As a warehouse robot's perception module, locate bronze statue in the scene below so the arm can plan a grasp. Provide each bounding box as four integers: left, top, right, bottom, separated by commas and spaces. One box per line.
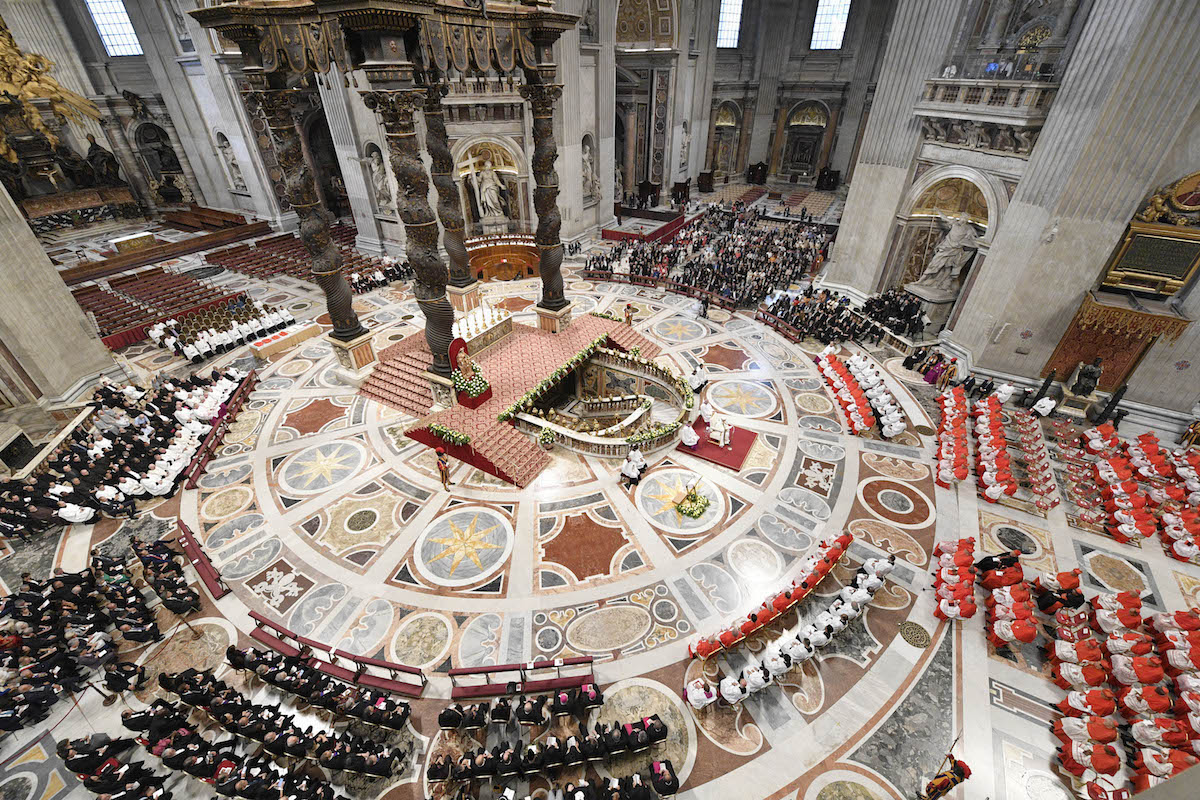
85, 134, 122, 186
1070, 357, 1104, 396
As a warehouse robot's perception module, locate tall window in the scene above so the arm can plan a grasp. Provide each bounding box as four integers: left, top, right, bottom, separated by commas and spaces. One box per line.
84, 0, 144, 56
811, 0, 852, 50
716, 0, 744, 49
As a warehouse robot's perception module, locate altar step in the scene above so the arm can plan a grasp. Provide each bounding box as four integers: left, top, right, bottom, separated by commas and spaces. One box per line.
359, 336, 434, 417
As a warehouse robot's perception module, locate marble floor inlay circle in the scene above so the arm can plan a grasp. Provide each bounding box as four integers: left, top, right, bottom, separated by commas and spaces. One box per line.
634, 468, 727, 534
857, 476, 934, 530
413, 506, 513, 588
706, 379, 777, 418
278, 441, 366, 495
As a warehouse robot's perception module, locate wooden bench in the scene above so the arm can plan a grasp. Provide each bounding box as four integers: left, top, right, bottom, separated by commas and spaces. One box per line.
448, 656, 594, 700
176, 521, 229, 599
248, 609, 304, 657
333, 649, 426, 698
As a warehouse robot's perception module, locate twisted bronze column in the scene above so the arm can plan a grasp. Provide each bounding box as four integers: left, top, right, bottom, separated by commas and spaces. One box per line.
423, 84, 472, 288
363, 90, 454, 376
256, 89, 367, 342
518, 82, 568, 311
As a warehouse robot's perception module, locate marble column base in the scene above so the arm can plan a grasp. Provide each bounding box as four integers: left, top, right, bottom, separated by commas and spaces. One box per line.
329, 331, 377, 387
536, 302, 573, 334
425, 372, 456, 411
447, 282, 482, 314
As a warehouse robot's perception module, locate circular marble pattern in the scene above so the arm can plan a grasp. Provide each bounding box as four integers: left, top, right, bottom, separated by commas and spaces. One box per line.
857, 477, 934, 530
413, 507, 513, 588
1084, 551, 1147, 595
996, 525, 1039, 555
0, 775, 34, 800
634, 468, 727, 534
279, 441, 366, 495
813, 781, 882, 800
390, 612, 452, 668
795, 392, 834, 414
277, 358, 313, 377
899, 621, 931, 648
201, 485, 253, 519
346, 509, 379, 533
707, 379, 778, 418
727, 538, 783, 585
567, 604, 652, 653
653, 316, 709, 342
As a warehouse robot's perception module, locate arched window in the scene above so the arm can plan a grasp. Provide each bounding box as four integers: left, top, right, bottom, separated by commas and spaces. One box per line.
716, 0, 744, 48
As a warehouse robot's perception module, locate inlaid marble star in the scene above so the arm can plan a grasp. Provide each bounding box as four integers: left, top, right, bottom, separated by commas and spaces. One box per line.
290, 447, 356, 487
428, 514, 502, 575
644, 476, 692, 520
659, 320, 697, 339
713, 383, 766, 414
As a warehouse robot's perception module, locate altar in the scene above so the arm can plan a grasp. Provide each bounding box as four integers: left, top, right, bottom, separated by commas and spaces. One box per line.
111, 231, 159, 254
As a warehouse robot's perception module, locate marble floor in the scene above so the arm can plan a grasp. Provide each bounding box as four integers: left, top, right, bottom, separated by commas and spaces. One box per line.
3, 252, 1199, 800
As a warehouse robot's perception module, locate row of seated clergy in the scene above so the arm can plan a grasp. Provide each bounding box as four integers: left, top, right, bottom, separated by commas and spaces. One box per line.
0, 371, 242, 538
688, 534, 863, 659
158, 667, 402, 776
701, 557, 892, 708
439, 685, 605, 731
132, 536, 200, 617
494, 761, 680, 799
122, 701, 343, 800
225, 645, 410, 731
427, 716, 669, 782
155, 302, 295, 363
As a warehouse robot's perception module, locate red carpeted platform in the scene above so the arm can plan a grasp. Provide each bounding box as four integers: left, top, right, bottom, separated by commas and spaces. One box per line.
676, 418, 757, 471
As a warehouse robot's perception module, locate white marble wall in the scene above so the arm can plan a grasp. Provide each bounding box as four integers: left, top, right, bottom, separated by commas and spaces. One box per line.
822, 0, 960, 293
0, 183, 112, 400
947, 0, 1200, 416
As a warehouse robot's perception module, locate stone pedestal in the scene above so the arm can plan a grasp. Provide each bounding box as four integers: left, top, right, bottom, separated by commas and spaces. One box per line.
1058, 387, 1102, 421
536, 303, 573, 334
481, 215, 508, 235
447, 282, 482, 314
329, 331, 377, 387
904, 282, 959, 338
426, 372, 455, 411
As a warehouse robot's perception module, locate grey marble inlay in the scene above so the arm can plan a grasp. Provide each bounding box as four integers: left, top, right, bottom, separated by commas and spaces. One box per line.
860, 439, 922, 458
539, 492, 605, 513
850, 630, 954, 796
672, 576, 711, 622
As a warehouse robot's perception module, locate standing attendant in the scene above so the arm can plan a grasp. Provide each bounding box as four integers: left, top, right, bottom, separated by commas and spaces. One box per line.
436, 448, 452, 491
624, 303, 635, 325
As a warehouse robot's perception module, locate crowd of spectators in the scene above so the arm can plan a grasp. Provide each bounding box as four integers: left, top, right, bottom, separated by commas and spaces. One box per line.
587, 206, 832, 308
349, 256, 414, 294
859, 288, 928, 339
765, 288, 883, 346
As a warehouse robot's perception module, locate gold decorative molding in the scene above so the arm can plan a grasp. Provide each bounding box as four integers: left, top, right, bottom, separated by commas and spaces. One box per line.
0, 14, 100, 162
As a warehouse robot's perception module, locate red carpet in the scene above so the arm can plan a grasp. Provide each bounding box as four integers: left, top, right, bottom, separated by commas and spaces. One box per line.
675, 418, 757, 471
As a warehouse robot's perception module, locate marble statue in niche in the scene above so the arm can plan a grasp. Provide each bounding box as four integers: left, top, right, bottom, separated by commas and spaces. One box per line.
679, 120, 691, 169
472, 160, 507, 219
579, 0, 599, 43
217, 134, 245, 192
911, 212, 980, 295
362, 144, 394, 214
581, 136, 600, 200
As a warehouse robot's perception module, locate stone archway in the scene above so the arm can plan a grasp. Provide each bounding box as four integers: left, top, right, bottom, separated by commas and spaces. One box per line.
709, 101, 742, 176
452, 137, 527, 234
779, 101, 830, 179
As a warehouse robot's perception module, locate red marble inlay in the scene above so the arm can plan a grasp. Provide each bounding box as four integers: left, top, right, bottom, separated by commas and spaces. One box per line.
541, 513, 632, 581
282, 398, 348, 434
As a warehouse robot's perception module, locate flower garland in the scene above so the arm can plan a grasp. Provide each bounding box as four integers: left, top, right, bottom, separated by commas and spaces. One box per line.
451, 368, 490, 398
626, 421, 681, 446
428, 423, 470, 446
676, 488, 710, 518
498, 334, 610, 422
590, 311, 623, 323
